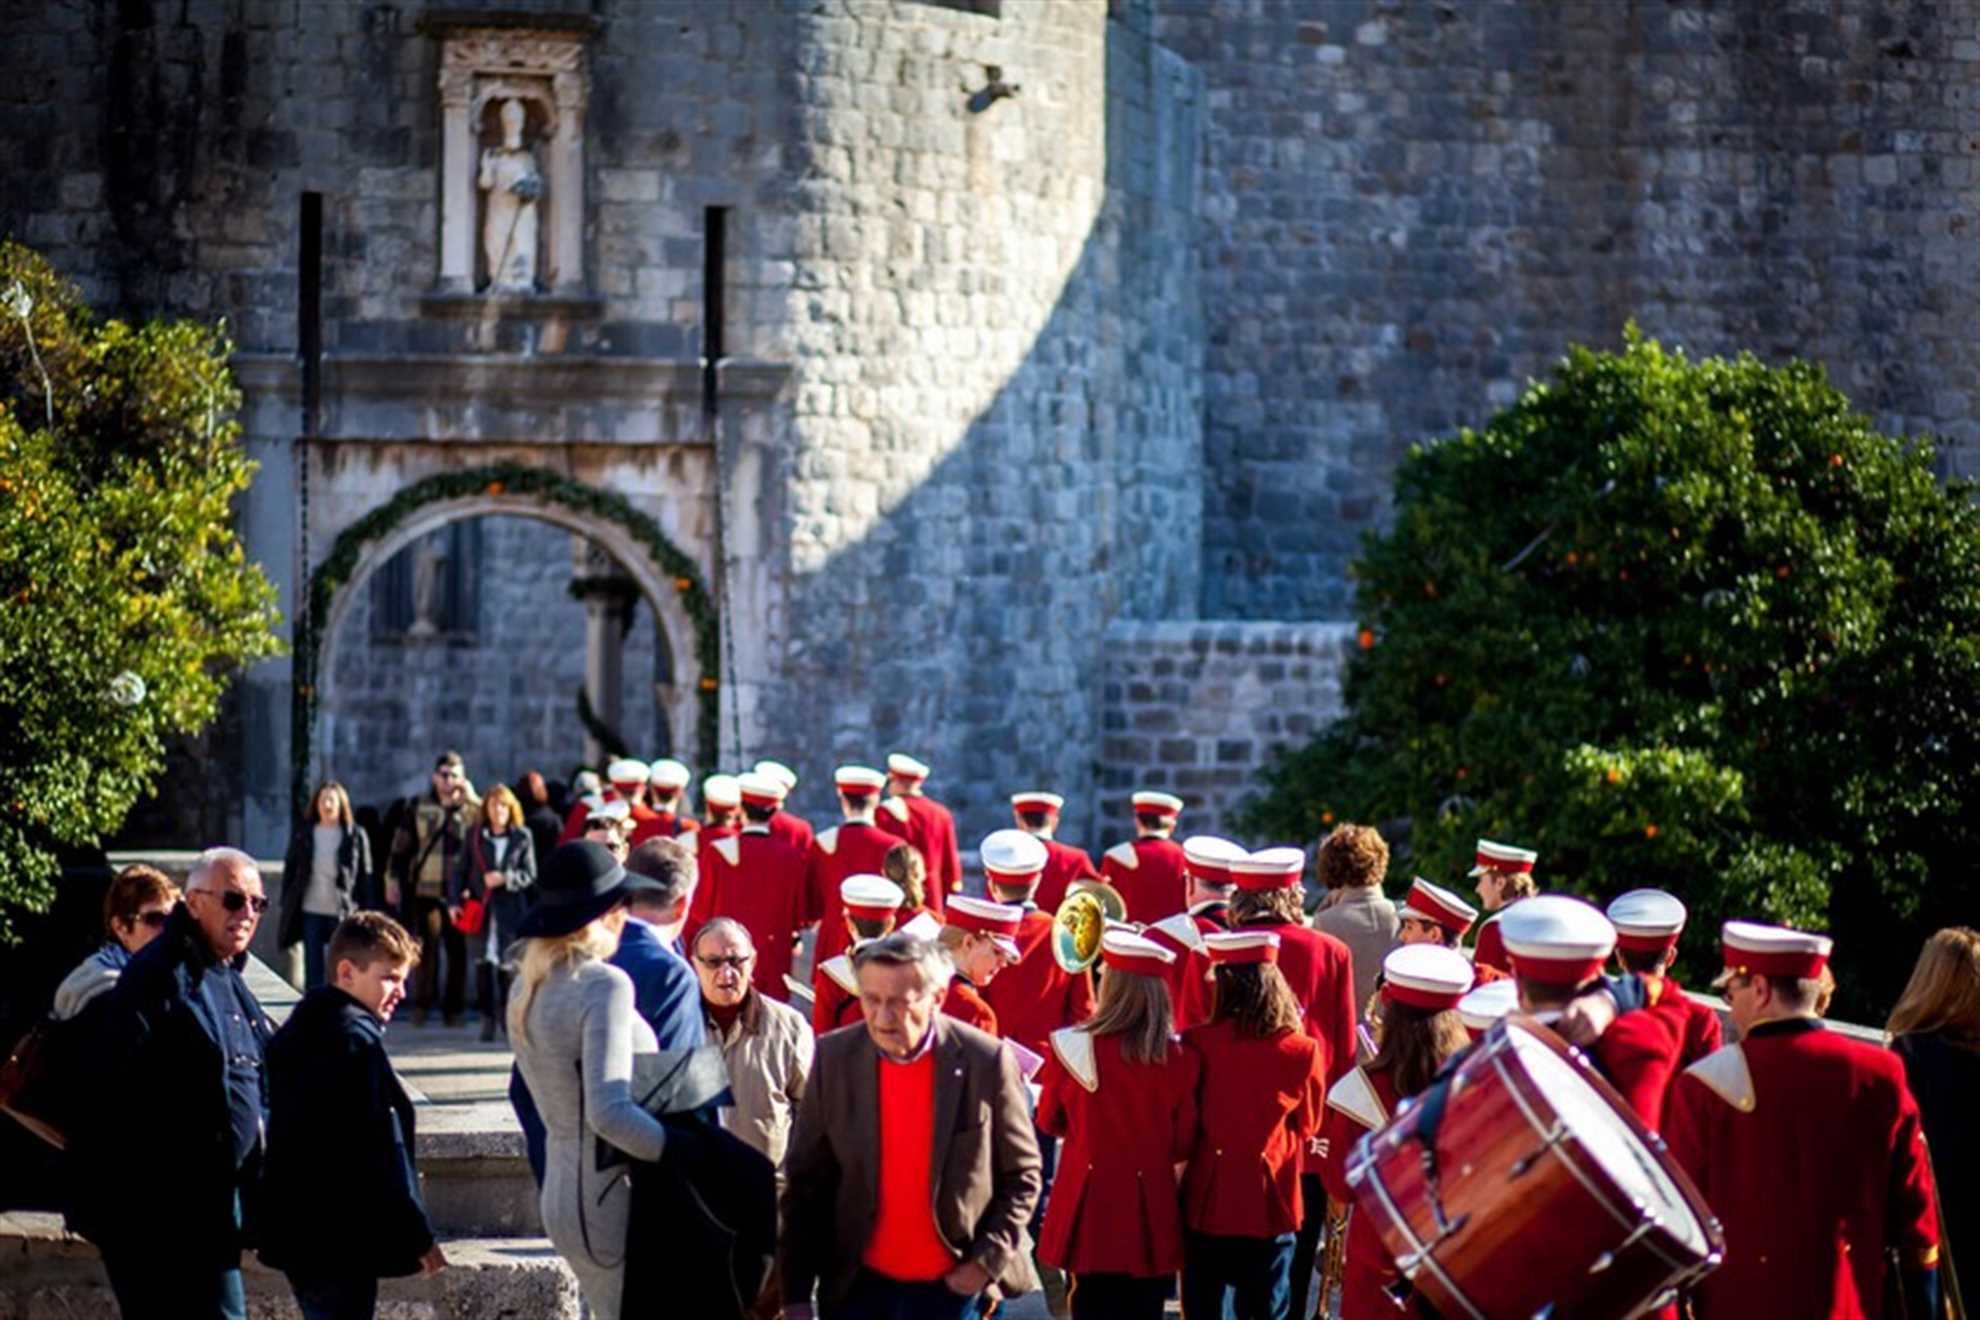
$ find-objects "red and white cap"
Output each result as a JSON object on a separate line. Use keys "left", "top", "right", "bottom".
{"left": 752, "top": 760, "right": 798, "bottom": 792}
{"left": 701, "top": 774, "right": 742, "bottom": 809}
{"left": 1380, "top": 944, "right": 1475, "bottom": 1012}
{"left": 834, "top": 765, "right": 887, "bottom": 793}
{"left": 1457, "top": 977, "right": 1519, "bottom": 1033}
{"left": 899, "top": 911, "right": 943, "bottom": 942}
{"left": 1713, "top": 920, "right": 1833, "bottom": 985}
{"left": 1182, "top": 835, "right": 1246, "bottom": 886}
{"left": 1131, "top": 790, "right": 1185, "bottom": 817}
{"left": 1009, "top": 791, "right": 1065, "bottom": 814}
{"left": 1401, "top": 877, "right": 1478, "bottom": 937}
{"left": 841, "top": 873, "right": 906, "bottom": 922}
{"left": 1469, "top": 838, "right": 1539, "bottom": 877}
{"left": 573, "top": 770, "right": 603, "bottom": 796}
{"left": 979, "top": 829, "right": 1048, "bottom": 883}
{"left": 1229, "top": 846, "right": 1306, "bottom": 892}
{"left": 648, "top": 758, "right": 692, "bottom": 790}
{"left": 1143, "top": 911, "right": 1208, "bottom": 958}
{"left": 1607, "top": 889, "right": 1687, "bottom": 954}
{"left": 887, "top": 753, "right": 931, "bottom": 781}
{"left": 606, "top": 758, "right": 649, "bottom": 787}
{"left": 737, "top": 772, "right": 785, "bottom": 808}
{"left": 945, "top": 895, "right": 1024, "bottom": 960}
{"left": 1203, "top": 930, "right": 1281, "bottom": 965}
{"left": 1100, "top": 928, "right": 1177, "bottom": 977}
{"left": 585, "top": 797, "right": 631, "bottom": 825}
{"left": 1500, "top": 895, "right": 1616, "bottom": 985}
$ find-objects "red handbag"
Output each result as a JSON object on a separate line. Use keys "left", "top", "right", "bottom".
{"left": 452, "top": 897, "right": 486, "bottom": 935}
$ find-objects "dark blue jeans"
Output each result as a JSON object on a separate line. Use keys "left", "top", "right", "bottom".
{"left": 301, "top": 911, "right": 340, "bottom": 988}
{"left": 1070, "top": 1271, "right": 1170, "bottom": 1319}
{"left": 101, "top": 1248, "right": 246, "bottom": 1320}
{"left": 827, "top": 1271, "right": 982, "bottom": 1320}
{"left": 287, "top": 1273, "right": 379, "bottom": 1320}
{"left": 1181, "top": 1230, "right": 1295, "bottom": 1320}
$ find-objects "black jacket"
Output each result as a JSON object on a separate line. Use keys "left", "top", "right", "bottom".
{"left": 279, "top": 821, "right": 375, "bottom": 948}
{"left": 258, "top": 985, "right": 434, "bottom": 1278}
{"left": 446, "top": 825, "right": 537, "bottom": 940}
{"left": 65, "top": 904, "right": 273, "bottom": 1263}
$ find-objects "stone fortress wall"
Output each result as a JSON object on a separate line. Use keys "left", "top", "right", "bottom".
{"left": 5, "top": 0, "right": 1979, "bottom": 851}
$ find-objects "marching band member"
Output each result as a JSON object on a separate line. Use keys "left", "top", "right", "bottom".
{"left": 554, "top": 768, "right": 605, "bottom": 844}
{"left": 628, "top": 758, "right": 698, "bottom": 845}
{"left": 1667, "top": 921, "right": 1941, "bottom": 1318}
{"left": 606, "top": 758, "right": 659, "bottom": 835}
{"left": 1036, "top": 930, "right": 1200, "bottom": 1319}
{"left": 687, "top": 771, "right": 808, "bottom": 1004}
{"left": 1009, "top": 791, "right": 1101, "bottom": 913}
{"left": 807, "top": 766, "right": 921, "bottom": 967}
{"left": 938, "top": 895, "right": 1024, "bottom": 1036}
{"left": 1182, "top": 834, "right": 1244, "bottom": 933}
{"left": 1181, "top": 930, "right": 1326, "bottom": 1320}
{"left": 1499, "top": 895, "right": 1682, "bottom": 1126}
{"left": 1143, "top": 910, "right": 1213, "bottom": 1032}
{"left": 978, "top": 829, "right": 1096, "bottom": 1065}
{"left": 1395, "top": 876, "right": 1479, "bottom": 951}
{"left": 751, "top": 759, "right": 813, "bottom": 857}
{"left": 876, "top": 752, "right": 962, "bottom": 903}
{"left": 1466, "top": 837, "right": 1539, "bottom": 977}
{"left": 1102, "top": 791, "right": 1190, "bottom": 924}
{"left": 1606, "top": 888, "right": 1722, "bottom": 1067}
{"left": 695, "top": 774, "right": 743, "bottom": 843}
{"left": 1455, "top": 975, "right": 1518, "bottom": 1040}
{"left": 1314, "top": 944, "right": 1474, "bottom": 1319}
{"left": 811, "top": 873, "right": 905, "bottom": 1035}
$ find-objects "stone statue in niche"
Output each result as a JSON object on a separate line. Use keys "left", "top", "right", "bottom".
{"left": 407, "top": 534, "right": 447, "bottom": 637}
{"left": 478, "top": 98, "right": 544, "bottom": 292}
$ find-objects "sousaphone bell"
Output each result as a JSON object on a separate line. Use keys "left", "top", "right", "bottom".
{"left": 1051, "top": 879, "right": 1128, "bottom": 973}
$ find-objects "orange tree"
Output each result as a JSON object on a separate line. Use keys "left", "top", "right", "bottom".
{"left": 1243, "top": 331, "right": 1980, "bottom": 1019}
{"left": 0, "top": 243, "right": 281, "bottom": 938}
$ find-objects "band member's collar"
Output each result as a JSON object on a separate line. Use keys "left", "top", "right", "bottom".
{"left": 1743, "top": 1015, "right": 1824, "bottom": 1039}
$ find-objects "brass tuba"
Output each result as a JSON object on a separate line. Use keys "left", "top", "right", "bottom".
{"left": 1051, "top": 879, "right": 1128, "bottom": 973}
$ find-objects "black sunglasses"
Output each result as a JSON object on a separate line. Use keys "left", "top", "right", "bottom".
{"left": 197, "top": 890, "right": 270, "bottom": 916}
{"left": 696, "top": 954, "right": 753, "bottom": 971}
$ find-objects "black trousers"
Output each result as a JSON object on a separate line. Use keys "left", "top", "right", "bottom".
{"left": 408, "top": 896, "right": 465, "bottom": 1016}
{"left": 1288, "top": 1171, "right": 1326, "bottom": 1319}
{"left": 1069, "top": 1272, "right": 1169, "bottom": 1319}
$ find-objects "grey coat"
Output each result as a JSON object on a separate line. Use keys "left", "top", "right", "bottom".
{"left": 1313, "top": 884, "right": 1399, "bottom": 1018}
{"left": 509, "top": 959, "right": 667, "bottom": 1320}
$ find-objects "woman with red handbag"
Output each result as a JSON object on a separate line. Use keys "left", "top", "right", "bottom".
{"left": 450, "top": 783, "right": 538, "bottom": 1039}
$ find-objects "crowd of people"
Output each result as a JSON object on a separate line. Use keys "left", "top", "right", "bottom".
{"left": 10, "top": 744, "right": 1977, "bottom": 1320}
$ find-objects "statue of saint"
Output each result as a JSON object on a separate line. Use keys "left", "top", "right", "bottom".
{"left": 407, "top": 535, "right": 447, "bottom": 637}
{"left": 479, "top": 97, "right": 544, "bottom": 292}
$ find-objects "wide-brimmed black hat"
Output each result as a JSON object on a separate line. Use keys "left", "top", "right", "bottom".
{"left": 517, "top": 841, "right": 631, "bottom": 938}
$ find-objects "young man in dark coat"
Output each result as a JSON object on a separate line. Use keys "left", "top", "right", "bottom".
{"left": 260, "top": 911, "right": 444, "bottom": 1317}
{"left": 66, "top": 847, "right": 276, "bottom": 1320}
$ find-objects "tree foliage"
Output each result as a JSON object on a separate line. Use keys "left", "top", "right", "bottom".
{"left": 1244, "top": 330, "right": 1980, "bottom": 1018}
{"left": 0, "top": 242, "right": 281, "bottom": 937}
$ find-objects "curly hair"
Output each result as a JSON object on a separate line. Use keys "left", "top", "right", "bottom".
{"left": 1316, "top": 823, "right": 1389, "bottom": 890}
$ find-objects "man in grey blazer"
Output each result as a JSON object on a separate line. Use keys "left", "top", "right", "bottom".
{"left": 780, "top": 933, "right": 1041, "bottom": 1319}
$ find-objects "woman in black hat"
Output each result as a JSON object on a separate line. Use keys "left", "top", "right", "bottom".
{"left": 508, "top": 841, "right": 669, "bottom": 1319}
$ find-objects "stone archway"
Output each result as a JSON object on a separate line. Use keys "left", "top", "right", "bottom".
{"left": 293, "top": 463, "right": 719, "bottom": 813}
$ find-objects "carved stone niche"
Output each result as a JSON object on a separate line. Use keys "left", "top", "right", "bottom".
{"left": 422, "top": 13, "right": 597, "bottom": 298}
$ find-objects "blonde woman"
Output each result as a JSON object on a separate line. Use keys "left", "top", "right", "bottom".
{"left": 279, "top": 780, "right": 374, "bottom": 987}
{"left": 509, "top": 841, "right": 668, "bottom": 1319}
{"left": 450, "top": 782, "right": 537, "bottom": 1040}
{"left": 1888, "top": 927, "right": 1980, "bottom": 1300}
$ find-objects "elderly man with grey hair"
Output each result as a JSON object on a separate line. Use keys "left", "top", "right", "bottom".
{"left": 695, "top": 916, "right": 814, "bottom": 1172}
{"left": 780, "top": 933, "right": 1041, "bottom": 1320}
{"left": 66, "top": 846, "right": 276, "bottom": 1320}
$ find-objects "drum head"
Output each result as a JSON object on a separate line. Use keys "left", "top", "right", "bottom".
{"left": 1504, "top": 1022, "right": 1710, "bottom": 1256}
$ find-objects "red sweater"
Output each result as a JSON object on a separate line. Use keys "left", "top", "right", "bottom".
{"left": 861, "top": 1050, "right": 955, "bottom": 1281}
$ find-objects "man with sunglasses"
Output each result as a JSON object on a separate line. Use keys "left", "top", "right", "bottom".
{"left": 67, "top": 847, "right": 276, "bottom": 1320}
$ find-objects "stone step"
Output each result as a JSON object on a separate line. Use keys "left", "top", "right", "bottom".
{"left": 0, "top": 1212, "right": 581, "bottom": 1320}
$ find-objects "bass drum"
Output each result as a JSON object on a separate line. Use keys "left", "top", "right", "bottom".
{"left": 1345, "top": 1016, "right": 1722, "bottom": 1318}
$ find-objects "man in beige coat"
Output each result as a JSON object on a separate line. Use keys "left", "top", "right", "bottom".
{"left": 1310, "top": 821, "right": 1398, "bottom": 1018}
{"left": 780, "top": 933, "right": 1041, "bottom": 1319}
{"left": 695, "top": 917, "right": 813, "bottom": 1174}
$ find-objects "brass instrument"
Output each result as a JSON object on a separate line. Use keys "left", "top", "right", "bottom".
{"left": 1050, "top": 879, "right": 1127, "bottom": 973}
{"left": 1317, "top": 1195, "right": 1351, "bottom": 1315}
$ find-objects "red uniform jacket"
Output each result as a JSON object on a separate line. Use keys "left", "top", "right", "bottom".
{"left": 943, "top": 978, "right": 999, "bottom": 1037}
{"left": 694, "top": 821, "right": 740, "bottom": 876}
{"left": 1101, "top": 836, "right": 1189, "bottom": 926}
{"left": 1592, "top": 1005, "right": 1683, "bottom": 1129}
{"left": 811, "top": 952, "right": 865, "bottom": 1037}
{"left": 1471, "top": 910, "right": 1509, "bottom": 977}
{"left": 628, "top": 810, "right": 698, "bottom": 847}
{"left": 1182, "top": 1020, "right": 1325, "bottom": 1239}
{"left": 1664, "top": 1018, "right": 1939, "bottom": 1319}
{"left": 877, "top": 793, "right": 961, "bottom": 902}
{"left": 556, "top": 797, "right": 594, "bottom": 846}
{"left": 1649, "top": 975, "right": 1723, "bottom": 1069}
{"left": 1036, "top": 1029, "right": 1201, "bottom": 1276}
{"left": 1239, "top": 917, "right": 1357, "bottom": 1089}
{"left": 1032, "top": 838, "right": 1102, "bottom": 914}
{"left": 1315, "top": 1064, "right": 1406, "bottom": 1319}
{"left": 688, "top": 827, "right": 808, "bottom": 1003}
{"left": 1163, "top": 903, "right": 1231, "bottom": 1031}
{"left": 806, "top": 821, "right": 911, "bottom": 963}
{"left": 768, "top": 808, "right": 813, "bottom": 859}
{"left": 981, "top": 908, "right": 1096, "bottom": 1061}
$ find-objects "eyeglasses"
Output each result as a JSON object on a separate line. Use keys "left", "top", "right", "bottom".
{"left": 696, "top": 954, "right": 754, "bottom": 971}
{"left": 136, "top": 911, "right": 171, "bottom": 929}
{"left": 194, "top": 890, "right": 270, "bottom": 915}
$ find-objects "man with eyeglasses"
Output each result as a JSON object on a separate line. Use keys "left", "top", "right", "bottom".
{"left": 697, "top": 917, "right": 813, "bottom": 1179}
{"left": 67, "top": 846, "right": 276, "bottom": 1320}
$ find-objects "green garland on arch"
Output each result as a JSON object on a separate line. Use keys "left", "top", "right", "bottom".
{"left": 292, "top": 462, "right": 721, "bottom": 812}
